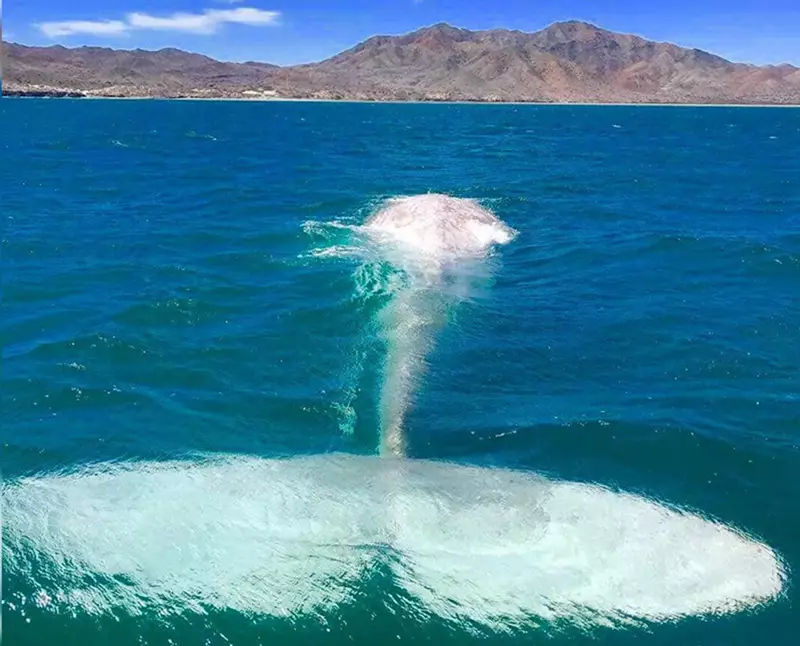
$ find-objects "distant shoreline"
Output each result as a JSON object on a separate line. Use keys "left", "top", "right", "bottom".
{"left": 3, "top": 93, "right": 798, "bottom": 108}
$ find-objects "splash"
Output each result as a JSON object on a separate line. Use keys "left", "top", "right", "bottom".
{"left": 3, "top": 454, "right": 786, "bottom": 631}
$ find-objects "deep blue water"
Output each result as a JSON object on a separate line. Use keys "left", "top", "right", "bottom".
{"left": 2, "top": 99, "right": 799, "bottom": 646}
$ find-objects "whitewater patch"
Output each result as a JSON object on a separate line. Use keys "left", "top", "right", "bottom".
{"left": 3, "top": 454, "right": 786, "bottom": 631}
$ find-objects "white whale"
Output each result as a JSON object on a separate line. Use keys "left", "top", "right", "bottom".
{"left": 6, "top": 195, "right": 777, "bottom": 632}
{"left": 2, "top": 453, "right": 785, "bottom": 631}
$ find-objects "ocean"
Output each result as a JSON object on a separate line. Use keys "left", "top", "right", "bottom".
{"left": 2, "top": 99, "right": 798, "bottom": 646}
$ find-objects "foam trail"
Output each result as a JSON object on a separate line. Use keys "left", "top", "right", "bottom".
{"left": 361, "top": 194, "right": 517, "bottom": 455}
{"left": 3, "top": 454, "right": 786, "bottom": 631}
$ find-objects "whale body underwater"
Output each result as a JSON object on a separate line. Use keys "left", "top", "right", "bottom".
{"left": 2, "top": 453, "right": 787, "bottom": 630}
{"left": 3, "top": 195, "right": 787, "bottom": 633}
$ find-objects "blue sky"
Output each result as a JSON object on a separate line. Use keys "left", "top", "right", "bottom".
{"left": 4, "top": 0, "right": 799, "bottom": 66}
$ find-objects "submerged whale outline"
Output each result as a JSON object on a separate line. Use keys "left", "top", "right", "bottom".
{"left": 2, "top": 452, "right": 787, "bottom": 631}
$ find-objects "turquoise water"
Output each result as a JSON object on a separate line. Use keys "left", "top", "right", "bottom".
{"left": 2, "top": 99, "right": 799, "bottom": 645}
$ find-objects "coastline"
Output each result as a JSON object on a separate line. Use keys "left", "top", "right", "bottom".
{"left": 2, "top": 91, "right": 798, "bottom": 108}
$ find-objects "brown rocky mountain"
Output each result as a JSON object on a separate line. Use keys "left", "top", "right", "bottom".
{"left": 3, "top": 42, "right": 278, "bottom": 96}
{"left": 3, "top": 21, "right": 800, "bottom": 103}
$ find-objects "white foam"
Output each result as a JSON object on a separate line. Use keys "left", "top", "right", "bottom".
{"left": 302, "top": 219, "right": 361, "bottom": 237}
{"left": 3, "top": 454, "right": 786, "bottom": 630}
{"left": 304, "top": 245, "right": 366, "bottom": 259}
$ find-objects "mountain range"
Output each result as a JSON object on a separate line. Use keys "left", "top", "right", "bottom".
{"left": 4, "top": 21, "right": 800, "bottom": 103}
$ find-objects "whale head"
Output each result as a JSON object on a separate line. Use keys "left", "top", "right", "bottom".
{"left": 363, "top": 194, "right": 517, "bottom": 267}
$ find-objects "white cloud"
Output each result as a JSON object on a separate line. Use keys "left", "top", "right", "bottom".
{"left": 37, "top": 19, "right": 129, "bottom": 38}
{"left": 36, "top": 7, "right": 280, "bottom": 38}
{"left": 128, "top": 8, "right": 279, "bottom": 34}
